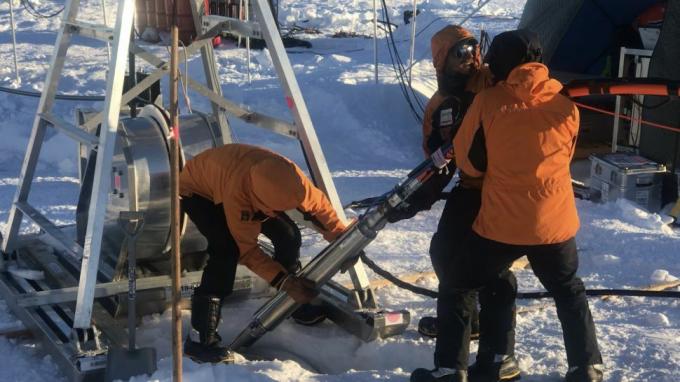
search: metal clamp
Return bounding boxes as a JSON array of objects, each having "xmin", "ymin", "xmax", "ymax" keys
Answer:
[{"xmin": 72, "ymin": 327, "xmax": 103, "ymax": 354}]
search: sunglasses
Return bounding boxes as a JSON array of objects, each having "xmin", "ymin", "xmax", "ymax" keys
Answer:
[{"xmin": 451, "ymin": 39, "xmax": 479, "ymax": 59}]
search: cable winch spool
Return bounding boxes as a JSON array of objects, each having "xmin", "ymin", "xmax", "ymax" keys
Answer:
[{"xmin": 75, "ymin": 105, "xmax": 221, "ymax": 281}]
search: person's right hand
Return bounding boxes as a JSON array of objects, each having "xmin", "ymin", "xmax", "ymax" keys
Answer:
[
  {"xmin": 386, "ymin": 204, "xmax": 419, "ymax": 223},
  {"xmin": 279, "ymin": 275, "xmax": 319, "ymax": 304}
]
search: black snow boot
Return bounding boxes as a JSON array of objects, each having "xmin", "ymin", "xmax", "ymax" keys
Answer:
[
  {"xmin": 468, "ymin": 353, "xmax": 521, "ymax": 382},
  {"xmin": 411, "ymin": 368, "xmax": 468, "ymax": 382},
  {"xmin": 564, "ymin": 365, "xmax": 603, "ymax": 382},
  {"xmin": 418, "ymin": 316, "xmax": 480, "ymax": 340},
  {"xmin": 291, "ymin": 304, "xmax": 328, "ymax": 326},
  {"xmin": 184, "ymin": 294, "xmax": 234, "ymax": 364}
]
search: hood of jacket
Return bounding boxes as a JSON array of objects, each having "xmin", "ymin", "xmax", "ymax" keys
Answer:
[
  {"xmin": 249, "ymin": 157, "xmax": 305, "ymax": 216},
  {"xmin": 485, "ymin": 29, "xmax": 543, "ymax": 83},
  {"xmin": 503, "ymin": 62, "xmax": 563, "ymax": 106},
  {"xmin": 431, "ymin": 25, "xmax": 474, "ymax": 76}
]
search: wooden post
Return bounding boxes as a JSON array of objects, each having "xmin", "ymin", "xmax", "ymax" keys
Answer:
[{"xmin": 170, "ymin": 1, "xmax": 183, "ymax": 381}]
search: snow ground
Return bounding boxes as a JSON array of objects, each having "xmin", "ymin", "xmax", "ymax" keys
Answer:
[{"xmin": 0, "ymin": 0, "xmax": 679, "ymax": 381}]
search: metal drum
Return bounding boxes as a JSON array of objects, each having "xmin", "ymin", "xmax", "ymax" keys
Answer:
[{"xmin": 76, "ymin": 106, "xmax": 223, "ymax": 280}]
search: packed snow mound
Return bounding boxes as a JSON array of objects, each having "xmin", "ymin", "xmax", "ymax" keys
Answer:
[
  {"xmin": 651, "ymin": 269, "xmax": 679, "ymax": 284},
  {"xmin": 0, "ymin": 338, "xmax": 65, "ymax": 382},
  {"xmin": 614, "ymin": 199, "xmax": 677, "ymax": 233}
]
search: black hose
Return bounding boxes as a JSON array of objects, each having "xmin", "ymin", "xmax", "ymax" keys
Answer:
[
  {"xmin": 0, "ymin": 86, "xmax": 105, "ymax": 101},
  {"xmin": 360, "ymin": 253, "xmax": 680, "ymax": 299},
  {"xmin": 379, "ymin": 0, "xmax": 424, "ymax": 123},
  {"xmin": 518, "ymin": 289, "xmax": 680, "ymax": 299},
  {"xmin": 20, "ymin": 0, "xmax": 65, "ymax": 19},
  {"xmin": 360, "ymin": 252, "xmax": 438, "ymax": 298}
]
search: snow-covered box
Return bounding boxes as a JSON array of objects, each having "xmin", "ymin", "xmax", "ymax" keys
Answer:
[{"xmin": 589, "ymin": 153, "xmax": 666, "ymax": 212}]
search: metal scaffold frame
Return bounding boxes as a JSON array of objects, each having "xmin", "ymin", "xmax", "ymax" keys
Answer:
[{"xmin": 0, "ymin": 0, "xmax": 381, "ymax": 380}]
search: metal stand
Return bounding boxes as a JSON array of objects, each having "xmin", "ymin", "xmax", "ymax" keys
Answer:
[
  {"xmin": 612, "ymin": 48, "xmax": 652, "ymax": 152},
  {"xmin": 1, "ymin": 0, "xmax": 381, "ymax": 379},
  {"xmin": 8, "ymin": 0, "xmax": 20, "ymax": 83}
]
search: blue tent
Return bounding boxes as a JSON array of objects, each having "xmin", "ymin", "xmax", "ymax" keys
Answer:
[
  {"xmin": 520, "ymin": 0, "xmax": 665, "ymax": 75},
  {"xmin": 520, "ymin": 0, "xmax": 680, "ymax": 172}
]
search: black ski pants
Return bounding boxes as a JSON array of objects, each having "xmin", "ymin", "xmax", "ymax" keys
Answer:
[
  {"xmin": 429, "ymin": 186, "xmax": 518, "ymax": 368},
  {"xmin": 181, "ymin": 194, "xmax": 301, "ymax": 299},
  {"xmin": 441, "ymin": 232, "xmax": 603, "ymax": 370}
]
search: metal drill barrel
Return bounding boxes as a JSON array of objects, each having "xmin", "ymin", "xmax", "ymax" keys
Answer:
[{"xmin": 229, "ymin": 146, "xmax": 450, "ymax": 351}]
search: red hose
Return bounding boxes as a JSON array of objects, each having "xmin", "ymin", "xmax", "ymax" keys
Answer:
[
  {"xmin": 563, "ymin": 78, "xmax": 680, "ymax": 98},
  {"xmin": 561, "ymin": 78, "xmax": 680, "ymax": 133}
]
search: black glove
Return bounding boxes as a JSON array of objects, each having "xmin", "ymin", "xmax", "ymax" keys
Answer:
[
  {"xmin": 386, "ymin": 203, "xmax": 420, "ymax": 223},
  {"xmin": 386, "ymin": 171, "xmax": 453, "ymax": 223}
]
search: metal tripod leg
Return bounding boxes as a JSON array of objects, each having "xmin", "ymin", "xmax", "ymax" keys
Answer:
[
  {"xmin": 190, "ymin": 0, "xmax": 233, "ymax": 145},
  {"xmin": 250, "ymin": 0, "xmax": 374, "ymax": 302},
  {"xmin": 1, "ymin": 0, "xmax": 82, "ymax": 258},
  {"xmin": 74, "ymin": 0, "xmax": 136, "ymax": 329},
  {"xmin": 201, "ymin": 44, "xmax": 233, "ymax": 145}
]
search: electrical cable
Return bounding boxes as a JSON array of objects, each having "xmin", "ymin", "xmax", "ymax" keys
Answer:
[
  {"xmin": 359, "ymin": 252, "xmax": 680, "ymax": 299},
  {"xmin": 164, "ymin": 43, "xmax": 192, "ymax": 114},
  {"xmin": 383, "ymin": 22, "xmax": 425, "ymax": 114},
  {"xmin": 517, "ymin": 289, "xmax": 680, "ymax": 299},
  {"xmin": 381, "ymin": 24, "xmax": 424, "ymax": 123},
  {"xmin": 360, "ymin": 252, "xmax": 437, "ymax": 298},
  {"xmin": 20, "ymin": 0, "xmax": 64, "ymax": 19},
  {"xmin": 0, "ymin": 85, "xmax": 104, "ymax": 101},
  {"xmin": 379, "ymin": 2, "xmax": 422, "ymax": 105},
  {"xmin": 574, "ymin": 101, "xmax": 680, "ymax": 134},
  {"xmin": 629, "ymin": 95, "xmax": 671, "ymax": 109},
  {"xmin": 179, "ymin": 40, "xmax": 193, "ymax": 113},
  {"xmin": 379, "ymin": 0, "xmax": 425, "ymax": 124},
  {"xmin": 378, "ymin": 20, "xmax": 412, "ymax": 96}
]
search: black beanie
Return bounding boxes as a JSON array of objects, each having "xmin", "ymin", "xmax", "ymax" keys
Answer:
[{"xmin": 485, "ymin": 29, "xmax": 543, "ymax": 82}]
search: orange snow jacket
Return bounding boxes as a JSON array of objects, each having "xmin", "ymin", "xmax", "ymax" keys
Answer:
[
  {"xmin": 422, "ymin": 69, "xmax": 491, "ymax": 156},
  {"xmin": 422, "ymin": 25, "xmax": 491, "ymax": 157},
  {"xmin": 423, "ymin": 26, "xmax": 492, "ymax": 191},
  {"xmin": 180, "ymin": 144, "xmax": 346, "ymax": 283},
  {"xmin": 453, "ymin": 63, "xmax": 580, "ymax": 245},
  {"xmin": 422, "ymin": 70, "xmax": 489, "ymax": 192}
]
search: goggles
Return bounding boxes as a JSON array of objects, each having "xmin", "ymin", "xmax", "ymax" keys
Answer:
[{"xmin": 451, "ymin": 38, "xmax": 479, "ymax": 59}]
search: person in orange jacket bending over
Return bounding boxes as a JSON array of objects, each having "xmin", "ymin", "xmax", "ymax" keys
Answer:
[
  {"xmin": 412, "ymin": 30, "xmax": 603, "ymax": 382},
  {"xmin": 180, "ymin": 143, "xmax": 346, "ymax": 363}
]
